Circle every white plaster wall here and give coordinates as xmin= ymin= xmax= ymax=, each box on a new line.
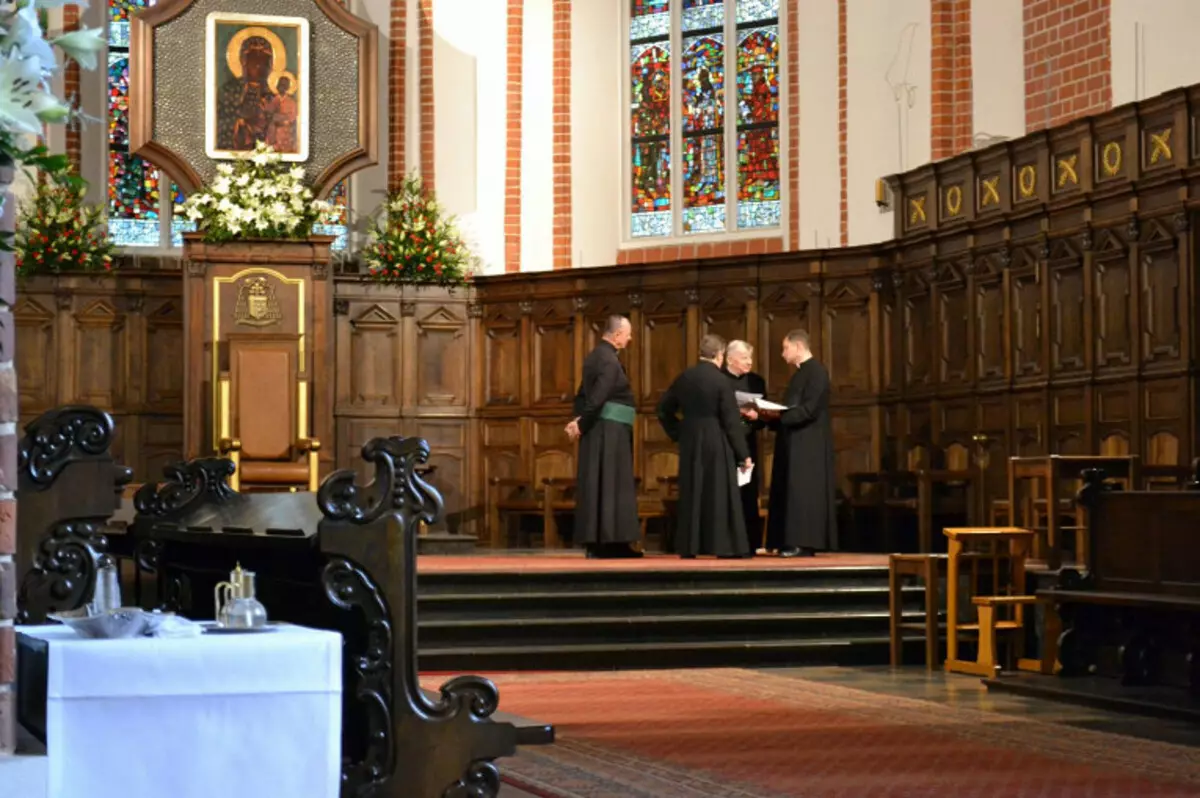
xmin=846 ymin=0 xmax=931 ymax=246
xmin=1111 ymin=0 xmax=1200 ymax=106
xmin=795 ymin=0 xmax=840 ymax=250
xmin=970 ymin=0 xmax=1024 ymax=143
xmin=350 ymin=0 xmax=391 ymax=243
xmin=521 ymin=0 xmax=554 ymax=272
xmin=571 ymin=0 xmax=621 ymax=268
xmin=406 ymin=0 xmax=420 ymax=179
xmin=432 ymin=0 xmax=505 ymax=275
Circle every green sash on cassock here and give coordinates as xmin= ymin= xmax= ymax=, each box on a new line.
xmin=599 ymin=402 xmax=636 ymax=426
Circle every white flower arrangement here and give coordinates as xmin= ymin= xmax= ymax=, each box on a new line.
xmin=175 ymin=141 xmax=335 ymax=243
xmin=0 ymin=0 xmax=104 ymax=164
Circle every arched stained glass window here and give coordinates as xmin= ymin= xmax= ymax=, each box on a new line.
xmin=627 ymin=0 xmax=781 ymax=239
xmin=106 ymin=0 xmax=349 ymax=250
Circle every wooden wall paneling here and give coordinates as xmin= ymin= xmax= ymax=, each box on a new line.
xmin=900 ymin=265 xmax=933 ymax=393
xmin=757 ymin=279 xmax=813 ymax=399
xmin=410 ymin=296 xmax=472 ymax=412
xmin=529 ymin=298 xmax=575 ymax=408
xmin=975 ymin=396 xmax=1010 ymax=508
xmin=13 ymin=293 xmax=57 ymax=419
xmin=481 ymin=301 xmax=525 ymax=408
xmin=1094 ymin=382 xmax=1135 ymax=460
xmin=1142 ymin=377 xmax=1190 ymax=465
xmin=333 ymin=292 xmax=403 ymax=468
xmin=1093 ymin=223 xmax=1137 ymax=377
xmin=1012 ymin=390 xmax=1048 ymax=456
xmin=933 ymin=256 xmax=971 ymax=389
xmin=872 ymin=265 xmax=900 ymax=398
xmin=638 ymin=289 xmax=689 ymax=410
xmin=1008 ymin=243 xmax=1045 ymax=385
xmin=972 ymin=249 xmax=1006 ymax=387
xmin=1047 ymin=235 xmax=1088 ymax=379
xmin=1051 ymin=386 xmax=1089 ymax=454
xmin=1138 ymin=215 xmax=1187 ymax=376
xmin=821 ymin=276 xmax=873 ymax=400
xmin=698 ymin=285 xmax=751 ymax=349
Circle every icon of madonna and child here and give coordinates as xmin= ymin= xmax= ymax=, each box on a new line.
xmin=205 ymin=13 xmax=310 ymax=161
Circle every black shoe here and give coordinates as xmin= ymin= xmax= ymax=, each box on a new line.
xmin=779 ymin=547 xmax=801 ymax=558
xmin=718 ymin=553 xmax=753 ymax=559
xmin=799 ymin=547 xmax=816 ymax=557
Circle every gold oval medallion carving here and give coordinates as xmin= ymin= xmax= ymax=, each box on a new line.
xmin=1017 ymin=165 xmax=1037 ymax=199
xmin=944 ymin=185 xmax=963 ymax=217
xmin=1101 ymin=140 xmax=1122 ymax=177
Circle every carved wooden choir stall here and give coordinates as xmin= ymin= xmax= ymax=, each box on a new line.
xmin=13 ymin=405 xmax=552 ymax=798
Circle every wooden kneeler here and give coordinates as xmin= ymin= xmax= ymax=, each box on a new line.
xmin=965 ymin=595 xmax=1058 ymax=677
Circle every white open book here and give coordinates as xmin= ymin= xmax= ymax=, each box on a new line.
xmin=735 ymin=391 xmax=788 ymax=412
xmin=737 ymin=463 xmax=754 ymax=487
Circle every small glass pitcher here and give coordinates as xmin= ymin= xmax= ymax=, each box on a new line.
xmin=214 ymin=563 xmax=269 ymax=629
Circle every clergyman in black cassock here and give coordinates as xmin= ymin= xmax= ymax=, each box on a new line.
xmin=657 ymin=334 xmax=753 ymax=558
xmin=567 ymin=315 xmax=642 ymax=558
xmin=764 ymin=329 xmax=838 ymax=557
xmin=722 ymin=340 xmax=768 ymax=553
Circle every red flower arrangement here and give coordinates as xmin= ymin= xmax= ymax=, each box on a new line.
xmin=361 ymin=174 xmax=475 ymax=286
xmin=15 ymin=175 xmax=114 ymax=276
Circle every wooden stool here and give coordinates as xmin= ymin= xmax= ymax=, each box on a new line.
xmin=889 ymin=554 xmax=940 ymax=669
xmin=944 ymin=527 xmax=1052 ymax=677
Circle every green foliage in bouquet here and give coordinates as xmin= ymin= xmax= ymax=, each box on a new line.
xmin=174 ymin=142 xmax=334 ymax=243
xmin=361 ymin=174 xmax=475 ymax=286
xmin=15 ymin=175 xmax=114 ymax=276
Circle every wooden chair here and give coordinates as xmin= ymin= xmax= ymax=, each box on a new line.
xmin=943 ymin=527 xmax=1056 ymax=677
xmin=217 ymin=334 xmax=320 ymax=493
xmin=487 ymin=478 xmax=545 ymax=548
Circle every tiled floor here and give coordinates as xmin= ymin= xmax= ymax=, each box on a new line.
xmin=768 ymin=665 xmax=1200 ymax=747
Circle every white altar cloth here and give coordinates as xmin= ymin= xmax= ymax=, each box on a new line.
xmin=19 ymin=623 xmax=342 ymax=798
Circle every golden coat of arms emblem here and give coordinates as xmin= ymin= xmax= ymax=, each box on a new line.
xmin=233 ymin=275 xmax=283 ymax=327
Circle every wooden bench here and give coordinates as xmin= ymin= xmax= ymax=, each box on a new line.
xmin=1034 ymin=471 xmax=1200 ymax=693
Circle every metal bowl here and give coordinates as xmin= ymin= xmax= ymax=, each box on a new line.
xmin=50 ymin=608 xmax=149 ymax=640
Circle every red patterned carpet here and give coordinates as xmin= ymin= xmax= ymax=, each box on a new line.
xmin=431 ymin=670 xmax=1200 ymax=797
xmin=417 ymin=552 xmax=886 ymax=573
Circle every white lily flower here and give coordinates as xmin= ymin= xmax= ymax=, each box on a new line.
xmin=0 ymin=54 xmax=47 ymax=133
xmin=52 ymin=27 xmax=104 ymax=71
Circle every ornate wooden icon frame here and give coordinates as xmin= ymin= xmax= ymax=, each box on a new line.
xmin=128 ymin=0 xmax=378 ymax=199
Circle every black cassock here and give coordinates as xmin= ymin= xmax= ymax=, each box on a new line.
xmin=723 ymin=367 xmax=767 ymax=551
xmin=657 ymin=361 xmax=751 ymax=556
xmin=766 ymin=359 xmax=838 ymax=551
xmin=572 ymin=341 xmax=640 ymax=545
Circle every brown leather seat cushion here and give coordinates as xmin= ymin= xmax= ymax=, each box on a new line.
xmin=240 ymin=460 xmax=309 ymax=485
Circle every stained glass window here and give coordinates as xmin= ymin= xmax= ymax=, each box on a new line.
xmin=627 ymin=0 xmax=782 ymax=239
xmin=107 ymin=0 xmax=349 ymax=250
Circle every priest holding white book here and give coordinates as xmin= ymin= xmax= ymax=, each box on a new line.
xmin=724 ymin=340 xmax=770 ymax=553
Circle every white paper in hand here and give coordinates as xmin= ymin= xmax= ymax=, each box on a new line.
xmin=737 ymin=464 xmax=754 ymax=487
xmin=754 ymin=398 xmax=789 ymax=411
xmin=734 ymin=391 xmax=762 ymax=407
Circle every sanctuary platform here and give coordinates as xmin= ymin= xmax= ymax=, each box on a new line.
xmin=413 ymin=551 xmax=920 ymax=671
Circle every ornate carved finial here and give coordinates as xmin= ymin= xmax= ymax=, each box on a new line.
xmin=19 ymin=406 xmax=119 ymax=489
xmin=1080 ymin=230 xmax=1093 ymax=251
xmin=518 ymin=300 xmax=533 ymax=315
xmin=467 ymin=303 xmax=483 ymax=318
xmin=744 ymin=286 xmax=758 ymax=299
xmin=186 ymin=260 xmax=206 ymax=277
xmin=318 ymin=437 xmax=443 ymax=527
xmin=1174 ymin=213 xmax=1190 ymax=235
xmin=572 ymin=296 xmax=588 ymax=312
xmin=16 ymin=520 xmax=111 ymax=623
xmin=627 ymin=292 xmax=643 ymax=308
xmin=401 ymin=301 xmax=417 ymax=317
xmin=124 ymin=293 xmax=146 ymax=313
xmin=998 ymin=249 xmax=1012 ymax=269
xmin=684 ymin=288 xmax=700 ymax=305
xmin=312 ymin=260 xmax=329 ymax=280
xmin=890 ymin=270 xmax=905 ymax=290
xmin=133 ymin=458 xmax=238 ymax=517
xmin=1127 ymin=218 xmax=1141 ymax=242
xmin=871 ymin=270 xmax=888 ymax=293
xmin=1038 ymin=240 xmax=1051 ymax=260
xmin=53 ymin=290 xmax=71 ymax=310
xmin=1074 ymin=467 xmax=1117 ymax=509
xmin=333 ymin=298 xmax=350 ymax=316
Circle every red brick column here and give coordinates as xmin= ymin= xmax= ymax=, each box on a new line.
xmin=786 ymin=0 xmax=799 ymax=249
xmin=63 ymin=5 xmax=81 ymax=170
xmin=505 ymin=0 xmax=523 ymax=273
xmin=419 ymin=0 xmax=435 ymax=183
xmin=551 ymin=0 xmax=571 ymax=270
xmin=1024 ymin=0 xmax=1111 ymax=131
xmin=0 ymin=162 xmax=17 ymax=755
xmin=931 ymin=0 xmax=973 ymax=160
xmin=837 ymin=0 xmax=848 ymax=246
xmin=388 ymin=0 xmax=407 ymax=187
